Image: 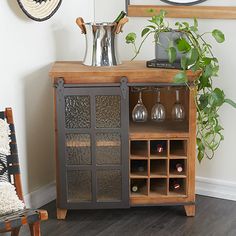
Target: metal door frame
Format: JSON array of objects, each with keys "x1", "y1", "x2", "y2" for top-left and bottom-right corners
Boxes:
[{"x1": 56, "y1": 78, "x2": 129, "y2": 209}]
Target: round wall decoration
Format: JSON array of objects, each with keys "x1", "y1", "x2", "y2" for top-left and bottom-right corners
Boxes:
[
  {"x1": 17, "y1": 0, "x2": 62, "y2": 22},
  {"x1": 160, "y1": 0, "x2": 207, "y2": 5}
]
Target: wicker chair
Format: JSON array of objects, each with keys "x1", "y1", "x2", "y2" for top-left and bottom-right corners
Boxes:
[{"x1": 0, "y1": 108, "x2": 48, "y2": 236}]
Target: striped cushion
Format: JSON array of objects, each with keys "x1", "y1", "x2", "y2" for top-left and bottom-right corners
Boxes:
[{"x1": 0, "y1": 154, "x2": 9, "y2": 182}]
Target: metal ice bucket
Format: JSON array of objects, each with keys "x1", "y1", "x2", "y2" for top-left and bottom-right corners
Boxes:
[{"x1": 76, "y1": 17, "x2": 128, "y2": 67}]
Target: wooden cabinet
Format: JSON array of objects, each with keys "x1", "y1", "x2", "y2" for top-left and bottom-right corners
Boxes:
[{"x1": 50, "y1": 61, "x2": 199, "y2": 219}]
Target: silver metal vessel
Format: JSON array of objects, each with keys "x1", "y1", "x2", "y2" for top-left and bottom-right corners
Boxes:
[{"x1": 82, "y1": 22, "x2": 121, "y2": 66}]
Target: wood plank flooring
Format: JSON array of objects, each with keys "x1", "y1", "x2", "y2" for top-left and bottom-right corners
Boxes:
[{"x1": 14, "y1": 195, "x2": 236, "y2": 236}]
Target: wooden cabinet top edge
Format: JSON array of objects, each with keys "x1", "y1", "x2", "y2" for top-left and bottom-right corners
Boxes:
[{"x1": 49, "y1": 61, "x2": 201, "y2": 84}]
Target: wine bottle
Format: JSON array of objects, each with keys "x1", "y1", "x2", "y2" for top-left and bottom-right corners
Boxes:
[
  {"x1": 113, "y1": 11, "x2": 127, "y2": 23},
  {"x1": 157, "y1": 144, "x2": 164, "y2": 153},
  {"x1": 176, "y1": 163, "x2": 183, "y2": 173},
  {"x1": 132, "y1": 185, "x2": 138, "y2": 192},
  {"x1": 172, "y1": 181, "x2": 180, "y2": 190},
  {"x1": 137, "y1": 166, "x2": 145, "y2": 172}
]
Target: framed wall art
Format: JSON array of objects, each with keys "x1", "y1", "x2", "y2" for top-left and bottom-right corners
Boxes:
[{"x1": 126, "y1": 0, "x2": 236, "y2": 19}]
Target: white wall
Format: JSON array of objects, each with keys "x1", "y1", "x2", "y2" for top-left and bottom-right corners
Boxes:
[
  {"x1": 0, "y1": 1, "x2": 94, "y2": 197},
  {"x1": 96, "y1": 1, "x2": 236, "y2": 195}
]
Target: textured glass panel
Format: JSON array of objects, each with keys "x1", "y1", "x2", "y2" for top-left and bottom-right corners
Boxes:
[
  {"x1": 66, "y1": 134, "x2": 91, "y2": 165},
  {"x1": 97, "y1": 170, "x2": 121, "y2": 201},
  {"x1": 96, "y1": 95, "x2": 121, "y2": 128},
  {"x1": 67, "y1": 170, "x2": 92, "y2": 202},
  {"x1": 65, "y1": 96, "x2": 90, "y2": 128},
  {"x1": 96, "y1": 133, "x2": 121, "y2": 165}
]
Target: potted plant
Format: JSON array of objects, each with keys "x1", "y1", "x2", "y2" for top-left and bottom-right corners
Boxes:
[{"x1": 126, "y1": 10, "x2": 236, "y2": 162}]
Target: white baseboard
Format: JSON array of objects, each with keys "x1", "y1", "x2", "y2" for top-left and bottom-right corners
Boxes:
[
  {"x1": 24, "y1": 181, "x2": 56, "y2": 209},
  {"x1": 23, "y1": 177, "x2": 236, "y2": 208},
  {"x1": 196, "y1": 176, "x2": 236, "y2": 201}
]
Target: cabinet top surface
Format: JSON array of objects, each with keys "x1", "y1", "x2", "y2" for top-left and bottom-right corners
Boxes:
[{"x1": 49, "y1": 61, "x2": 200, "y2": 84}]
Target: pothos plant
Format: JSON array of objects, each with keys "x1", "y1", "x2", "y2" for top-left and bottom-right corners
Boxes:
[{"x1": 126, "y1": 10, "x2": 236, "y2": 162}]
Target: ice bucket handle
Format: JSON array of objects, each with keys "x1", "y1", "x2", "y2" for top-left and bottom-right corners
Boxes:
[
  {"x1": 76, "y1": 17, "x2": 128, "y2": 35},
  {"x1": 115, "y1": 17, "x2": 129, "y2": 34},
  {"x1": 76, "y1": 17, "x2": 86, "y2": 34}
]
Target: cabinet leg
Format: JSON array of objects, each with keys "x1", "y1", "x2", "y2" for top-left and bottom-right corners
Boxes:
[
  {"x1": 29, "y1": 222, "x2": 41, "y2": 236},
  {"x1": 57, "y1": 208, "x2": 67, "y2": 220},
  {"x1": 184, "y1": 205, "x2": 195, "y2": 217}
]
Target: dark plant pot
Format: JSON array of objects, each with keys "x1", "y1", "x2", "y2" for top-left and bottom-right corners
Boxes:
[{"x1": 155, "y1": 30, "x2": 184, "y2": 62}]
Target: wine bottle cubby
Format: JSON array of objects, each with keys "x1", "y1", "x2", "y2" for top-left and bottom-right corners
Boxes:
[
  {"x1": 150, "y1": 140, "x2": 168, "y2": 158},
  {"x1": 130, "y1": 160, "x2": 148, "y2": 177},
  {"x1": 150, "y1": 178, "x2": 168, "y2": 196},
  {"x1": 169, "y1": 159, "x2": 186, "y2": 177},
  {"x1": 130, "y1": 178, "x2": 148, "y2": 196},
  {"x1": 130, "y1": 140, "x2": 148, "y2": 159},
  {"x1": 169, "y1": 178, "x2": 186, "y2": 196},
  {"x1": 170, "y1": 140, "x2": 188, "y2": 158},
  {"x1": 150, "y1": 159, "x2": 167, "y2": 177}
]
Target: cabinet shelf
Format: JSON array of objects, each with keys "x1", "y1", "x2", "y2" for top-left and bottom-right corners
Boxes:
[
  {"x1": 130, "y1": 173, "x2": 148, "y2": 178},
  {"x1": 129, "y1": 121, "x2": 189, "y2": 139}
]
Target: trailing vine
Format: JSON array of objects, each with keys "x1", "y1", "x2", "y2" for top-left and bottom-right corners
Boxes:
[{"x1": 126, "y1": 10, "x2": 236, "y2": 162}]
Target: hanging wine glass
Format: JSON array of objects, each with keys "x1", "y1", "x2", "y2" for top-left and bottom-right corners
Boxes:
[
  {"x1": 132, "y1": 90, "x2": 148, "y2": 122},
  {"x1": 151, "y1": 89, "x2": 166, "y2": 122},
  {"x1": 172, "y1": 89, "x2": 185, "y2": 121}
]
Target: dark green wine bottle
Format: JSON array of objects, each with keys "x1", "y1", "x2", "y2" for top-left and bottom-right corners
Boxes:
[{"x1": 113, "y1": 11, "x2": 127, "y2": 23}]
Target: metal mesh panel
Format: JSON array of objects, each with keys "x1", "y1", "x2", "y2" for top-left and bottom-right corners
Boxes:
[
  {"x1": 66, "y1": 134, "x2": 91, "y2": 165},
  {"x1": 67, "y1": 170, "x2": 92, "y2": 202},
  {"x1": 97, "y1": 170, "x2": 121, "y2": 201},
  {"x1": 95, "y1": 95, "x2": 121, "y2": 128},
  {"x1": 96, "y1": 133, "x2": 121, "y2": 165},
  {"x1": 65, "y1": 96, "x2": 91, "y2": 128}
]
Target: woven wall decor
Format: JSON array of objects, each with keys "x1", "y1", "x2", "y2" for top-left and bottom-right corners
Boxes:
[{"x1": 17, "y1": 0, "x2": 62, "y2": 22}]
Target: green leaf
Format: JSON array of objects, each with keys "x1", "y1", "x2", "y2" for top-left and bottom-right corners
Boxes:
[
  {"x1": 148, "y1": 8, "x2": 156, "y2": 14},
  {"x1": 146, "y1": 25, "x2": 156, "y2": 30},
  {"x1": 125, "y1": 33, "x2": 137, "y2": 44},
  {"x1": 194, "y1": 18, "x2": 198, "y2": 29},
  {"x1": 212, "y1": 29, "x2": 225, "y2": 43},
  {"x1": 168, "y1": 47, "x2": 177, "y2": 64},
  {"x1": 209, "y1": 88, "x2": 225, "y2": 107},
  {"x1": 181, "y1": 56, "x2": 188, "y2": 70},
  {"x1": 202, "y1": 57, "x2": 212, "y2": 65},
  {"x1": 183, "y1": 22, "x2": 189, "y2": 28},
  {"x1": 159, "y1": 9, "x2": 167, "y2": 18},
  {"x1": 203, "y1": 64, "x2": 213, "y2": 78},
  {"x1": 197, "y1": 138, "x2": 205, "y2": 163},
  {"x1": 191, "y1": 61, "x2": 200, "y2": 72},
  {"x1": 176, "y1": 38, "x2": 191, "y2": 52},
  {"x1": 188, "y1": 48, "x2": 199, "y2": 64},
  {"x1": 212, "y1": 65, "x2": 219, "y2": 76},
  {"x1": 173, "y1": 72, "x2": 187, "y2": 83},
  {"x1": 214, "y1": 124, "x2": 224, "y2": 133},
  {"x1": 141, "y1": 28, "x2": 150, "y2": 37},
  {"x1": 224, "y1": 98, "x2": 236, "y2": 108},
  {"x1": 199, "y1": 94, "x2": 209, "y2": 110},
  {"x1": 199, "y1": 76, "x2": 211, "y2": 90}
]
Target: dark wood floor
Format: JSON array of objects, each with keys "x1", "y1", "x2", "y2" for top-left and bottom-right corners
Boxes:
[{"x1": 14, "y1": 195, "x2": 236, "y2": 236}]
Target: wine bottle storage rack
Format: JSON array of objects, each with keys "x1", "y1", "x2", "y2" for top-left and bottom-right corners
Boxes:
[
  {"x1": 150, "y1": 140, "x2": 168, "y2": 158},
  {"x1": 130, "y1": 160, "x2": 148, "y2": 177},
  {"x1": 130, "y1": 139, "x2": 188, "y2": 197},
  {"x1": 130, "y1": 178, "x2": 148, "y2": 196},
  {"x1": 130, "y1": 140, "x2": 148, "y2": 159}
]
